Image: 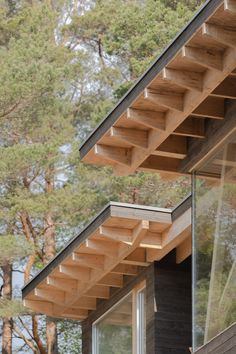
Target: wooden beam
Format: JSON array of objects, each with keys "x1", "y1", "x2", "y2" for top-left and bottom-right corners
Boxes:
[
  {"x1": 147, "y1": 208, "x2": 191, "y2": 262},
  {"x1": 111, "y1": 264, "x2": 138, "y2": 276},
  {"x1": 224, "y1": 0, "x2": 236, "y2": 14},
  {"x1": 110, "y1": 126, "x2": 148, "y2": 148},
  {"x1": 202, "y1": 23, "x2": 236, "y2": 48},
  {"x1": 173, "y1": 117, "x2": 205, "y2": 138},
  {"x1": 84, "y1": 239, "x2": 118, "y2": 257},
  {"x1": 162, "y1": 67, "x2": 203, "y2": 91},
  {"x1": 127, "y1": 108, "x2": 166, "y2": 131},
  {"x1": 140, "y1": 231, "x2": 162, "y2": 249},
  {"x1": 193, "y1": 96, "x2": 224, "y2": 119},
  {"x1": 99, "y1": 226, "x2": 132, "y2": 243},
  {"x1": 182, "y1": 45, "x2": 223, "y2": 71},
  {"x1": 59, "y1": 264, "x2": 91, "y2": 282},
  {"x1": 176, "y1": 236, "x2": 192, "y2": 264},
  {"x1": 114, "y1": 43, "x2": 236, "y2": 175},
  {"x1": 34, "y1": 288, "x2": 65, "y2": 305},
  {"x1": 23, "y1": 299, "x2": 53, "y2": 315},
  {"x1": 131, "y1": 220, "x2": 149, "y2": 247},
  {"x1": 72, "y1": 253, "x2": 105, "y2": 270},
  {"x1": 46, "y1": 276, "x2": 78, "y2": 293},
  {"x1": 211, "y1": 76, "x2": 236, "y2": 99},
  {"x1": 153, "y1": 135, "x2": 187, "y2": 159},
  {"x1": 72, "y1": 296, "x2": 97, "y2": 310},
  {"x1": 94, "y1": 144, "x2": 131, "y2": 166},
  {"x1": 97, "y1": 273, "x2": 123, "y2": 288},
  {"x1": 86, "y1": 285, "x2": 110, "y2": 299},
  {"x1": 122, "y1": 248, "x2": 149, "y2": 267},
  {"x1": 140, "y1": 155, "x2": 181, "y2": 174},
  {"x1": 180, "y1": 100, "x2": 236, "y2": 173},
  {"x1": 145, "y1": 88, "x2": 184, "y2": 112}
]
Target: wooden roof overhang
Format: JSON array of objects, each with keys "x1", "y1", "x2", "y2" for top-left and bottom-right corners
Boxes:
[
  {"x1": 79, "y1": 0, "x2": 236, "y2": 177},
  {"x1": 22, "y1": 197, "x2": 191, "y2": 321}
]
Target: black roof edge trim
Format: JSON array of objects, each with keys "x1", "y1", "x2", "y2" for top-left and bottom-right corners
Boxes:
[
  {"x1": 172, "y1": 193, "x2": 192, "y2": 221},
  {"x1": 79, "y1": 0, "x2": 223, "y2": 159},
  {"x1": 22, "y1": 197, "x2": 192, "y2": 298},
  {"x1": 22, "y1": 201, "x2": 180, "y2": 298}
]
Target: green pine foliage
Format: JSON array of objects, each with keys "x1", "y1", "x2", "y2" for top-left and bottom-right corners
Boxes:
[{"x1": 0, "y1": 0, "x2": 201, "y2": 352}]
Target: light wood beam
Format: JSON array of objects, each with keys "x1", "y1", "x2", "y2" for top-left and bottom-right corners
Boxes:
[
  {"x1": 127, "y1": 108, "x2": 166, "y2": 131},
  {"x1": 72, "y1": 296, "x2": 97, "y2": 310},
  {"x1": 34, "y1": 288, "x2": 65, "y2": 305},
  {"x1": 202, "y1": 23, "x2": 236, "y2": 48},
  {"x1": 145, "y1": 88, "x2": 184, "y2": 112},
  {"x1": 72, "y1": 253, "x2": 105, "y2": 270},
  {"x1": 111, "y1": 264, "x2": 138, "y2": 276},
  {"x1": 59, "y1": 264, "x2": 91, "y2": 282},
  {"x1": 132, "y1": 220, "x2": 149, "y2": 247},
  {"x1": 23, "y1": 299, "x2": 53, "y2": 315},
  {"x1": 84, "y1": 239, "x2": 118, "y2": 257},
  {"x1": 153, "y1": 135, "x2": 187, "y2": 159},
  {"x1": 162, "y1": 67, "x2": 203, "y2": 91},
  {"x1": 181, "y1": 45, "x2": 223, "y2": 71},
  {"x1": 99, "y1": 226, "x2": 132, "y2": 243},
  {"x1": 86, "y1": 285, "x2": 110, "y2": 299},
  {"x1": 94, "y1": 144, "x2": 131, "y2": 166},
  {"x1": 121, "y1": 248, "x2": 149, "y2": 267},
  {"x1": 115, "y1": 44, "x2": 236, "y2": 175},
  {"x1": 147, "y1": 208, "x2": 191, "y2": 262},
  {"x1": 110, "y1": 126, "x2": 148, "y2": 148},
  {"x1": 224, "y1": 0, "x2": 236, "y2": 14},
  {"x1": 140, "y1": 231, "x2": 162, "y2": 249},
  {"x1": 140, "y1": 155, "x2": 181, "y2": 174},
  {"x1": 46, "y1": 276, "x2": 78, "y2": 293},
  {"x1": 97, "y1": 273, "x2": 123, "y2": 288},
  {"x1": 176, "y1": 236, "x2": 192, "y2": 264}
]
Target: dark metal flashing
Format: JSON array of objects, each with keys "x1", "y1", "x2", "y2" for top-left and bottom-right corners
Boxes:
[
  {"x1": 79, "y1": 0, "x2": 223, "y2": 160},
  {"x1": 22, "y1": 199, "x2": 190, "y2": 299}
]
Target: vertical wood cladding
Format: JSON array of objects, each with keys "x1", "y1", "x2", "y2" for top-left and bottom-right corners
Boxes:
[
  {"x1": 154, "y1": 252, "x2": 192, "y2": 354},
  {"x1": 82, "y1": 251, "x2": 191, "y2": 354}
]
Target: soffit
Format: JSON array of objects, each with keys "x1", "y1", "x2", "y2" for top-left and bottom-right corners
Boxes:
[
  {"x1": 79, "y1": 0, "x2": 236, "y2": 177},
  {"x1": 22, "y1": 198, "x2": 191, "y2": 321}
]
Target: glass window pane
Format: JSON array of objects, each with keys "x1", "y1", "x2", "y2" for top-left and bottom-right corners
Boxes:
[
  {"x1": 193, "y1": 133, "x2": 236, "y2": 350},
  {"x1": 94, "y1": 293, "x2": 132, "y2": 354}
]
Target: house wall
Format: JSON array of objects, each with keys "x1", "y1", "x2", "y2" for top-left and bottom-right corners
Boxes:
[
  {"x1": 82, "y1": 252, "x2": 191, "y2": 354},
  {"x1": 194, "y1": 322, "x2": 236, "y2": 354}
]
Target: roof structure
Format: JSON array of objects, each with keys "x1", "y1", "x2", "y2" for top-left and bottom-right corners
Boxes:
[
  {"x1": 79, "y1": 0, "x2": 236, "y2": 177},
  {"x1": 22, "y1": 197, "x2": 191, "y2": 321}
]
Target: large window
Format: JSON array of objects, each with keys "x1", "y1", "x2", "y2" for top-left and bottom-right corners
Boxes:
[
  {"x1": 93, "y1": 283, "x2": 146, "y2": 354},
  {"x1": 193, "y1": 133, "x2": 236, "y2": 350}
]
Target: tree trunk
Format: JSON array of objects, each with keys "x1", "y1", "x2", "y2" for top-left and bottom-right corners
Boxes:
[
  {"x1": 1, "y1": 263, "x2": 12, "y2": 354},
  {"x1": 43, "y1": 177, "x2": 58, "y2": 354}
]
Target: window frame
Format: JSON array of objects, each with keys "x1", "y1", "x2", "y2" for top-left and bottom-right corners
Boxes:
[{"x1": 92, "y1": 281, "x2": 146, "y2": 354}]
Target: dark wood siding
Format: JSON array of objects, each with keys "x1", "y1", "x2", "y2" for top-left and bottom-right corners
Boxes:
[
  {"x1": 82, "y1": 252, "x2": 191, "y2": 354},
  {"x1": 154, "y1": 252, "x2": 192, "y2": 354},
  {"x1": 194, "y1": 322, "x2": 236, "y2": 354}
]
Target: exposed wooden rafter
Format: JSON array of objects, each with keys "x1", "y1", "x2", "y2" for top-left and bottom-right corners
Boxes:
[
  {"x1": 23, "y1": 199, "x2": 191, "y2": 320},
  {"x1": 79, "y1": 0, "x2": 236, "y2": 177}
]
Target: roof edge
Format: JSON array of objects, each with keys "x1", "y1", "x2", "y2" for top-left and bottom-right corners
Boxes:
[{"x1": 79, "y1": 0, "x2": 223, "y2": 160}]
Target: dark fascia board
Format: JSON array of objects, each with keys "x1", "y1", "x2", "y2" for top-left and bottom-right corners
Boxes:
[
  {"x1": 23, "y1": 199, "x2": 191, "y2": 299},
  {"x1": 79, "y1": 0, "x2": 223, "y2": 160}
]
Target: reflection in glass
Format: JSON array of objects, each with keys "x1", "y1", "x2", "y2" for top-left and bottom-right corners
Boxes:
[
  {"x1": 193, "y1": 134, "x2": 236, "y2": 350},
  {"x1": 137, "y1": 288, "x2": 146, "y2": 354},
  {"x1": 94, "y1": 293, "x2": 132, "y2": 354}
]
